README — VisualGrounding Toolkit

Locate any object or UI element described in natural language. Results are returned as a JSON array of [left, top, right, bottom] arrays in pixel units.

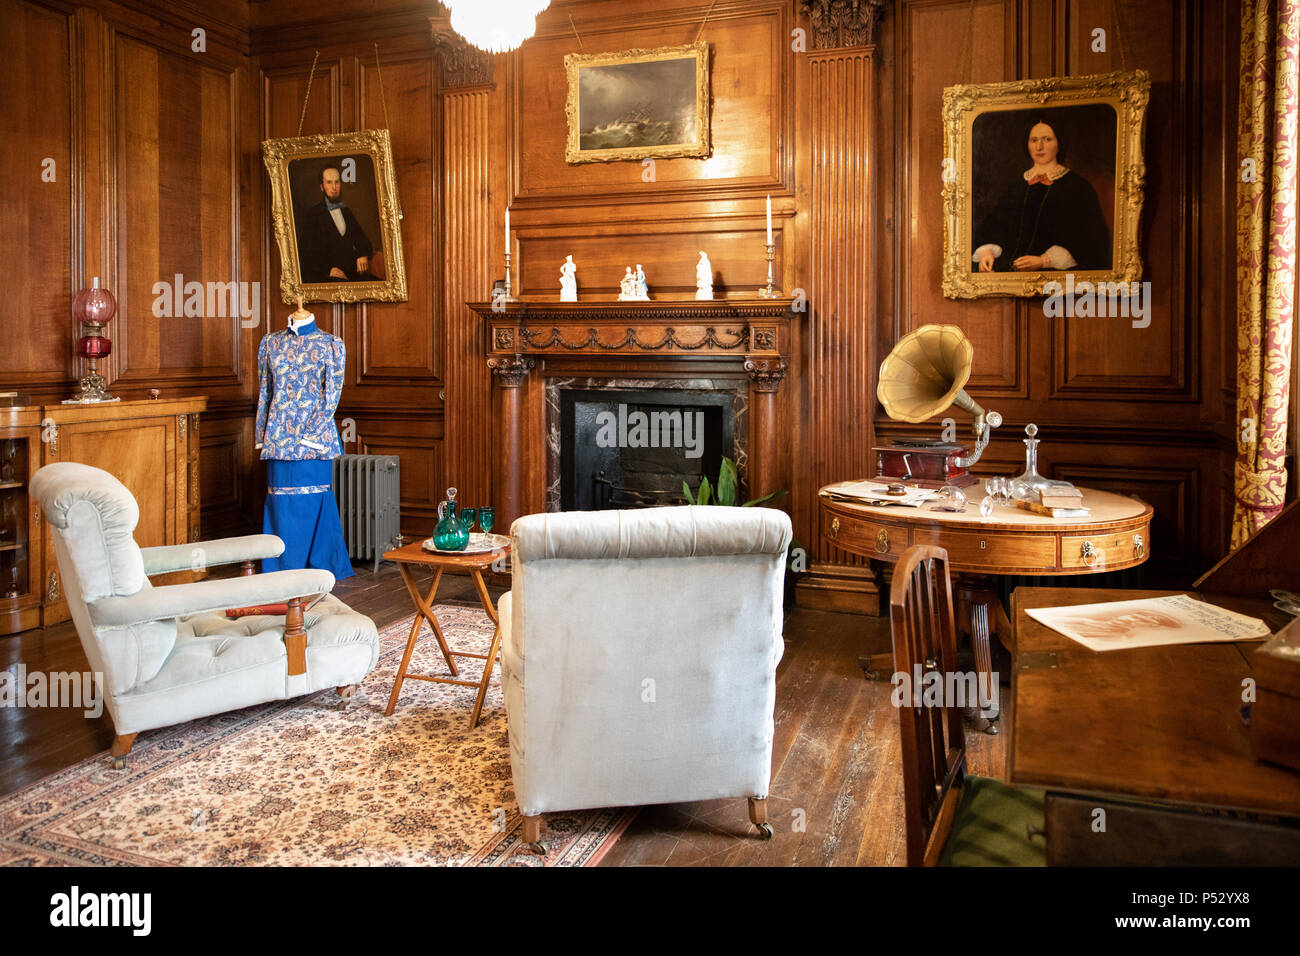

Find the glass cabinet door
[[0, 436, 31, 600]]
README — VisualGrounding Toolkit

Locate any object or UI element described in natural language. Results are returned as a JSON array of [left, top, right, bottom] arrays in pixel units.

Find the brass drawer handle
[[1081, 540, 1101, 568], [830, 516, 840, 537], [1133, 533, 1145, 559], [875, 528, 890, 553]]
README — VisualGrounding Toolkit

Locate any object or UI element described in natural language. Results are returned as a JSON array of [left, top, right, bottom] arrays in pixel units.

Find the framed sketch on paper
[[940, 70, 1150, 299], [565, 41, 711, 164], [261, 129, 407, 304]]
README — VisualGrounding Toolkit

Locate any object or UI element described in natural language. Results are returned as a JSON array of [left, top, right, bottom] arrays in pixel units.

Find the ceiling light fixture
[[446, 1, 552, 55]]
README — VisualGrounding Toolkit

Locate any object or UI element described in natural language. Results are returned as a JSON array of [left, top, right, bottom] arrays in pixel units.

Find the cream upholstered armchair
[[498, 505, 792, 853], [31, 462, 379, 767]]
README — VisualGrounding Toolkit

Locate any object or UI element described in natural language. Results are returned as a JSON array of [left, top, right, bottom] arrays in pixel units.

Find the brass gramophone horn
[[877, 324, 1002, 467]]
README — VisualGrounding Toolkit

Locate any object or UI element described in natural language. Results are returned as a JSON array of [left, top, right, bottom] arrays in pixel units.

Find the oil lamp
[[67, 277, 117, 404]]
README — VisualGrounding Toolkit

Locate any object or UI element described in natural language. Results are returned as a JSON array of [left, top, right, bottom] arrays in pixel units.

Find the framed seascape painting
[[565, 41, 711, 164], [261, 129, 407, 304], [940, 70, 1150, 299]]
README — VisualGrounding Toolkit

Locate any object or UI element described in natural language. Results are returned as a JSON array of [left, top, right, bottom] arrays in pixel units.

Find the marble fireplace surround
[[471, 298, 797, 527]]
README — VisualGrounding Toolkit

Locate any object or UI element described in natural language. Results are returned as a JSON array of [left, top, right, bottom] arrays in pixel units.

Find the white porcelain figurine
[[559, 255, 577, 301], [695, 251, 713, 300], [634, 263, 649, 300], [617, 267, 636, 301]]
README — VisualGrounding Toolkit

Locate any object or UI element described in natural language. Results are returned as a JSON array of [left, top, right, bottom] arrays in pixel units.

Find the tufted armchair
[[499, 505, 792, 853], [31, 462, 379, 766]]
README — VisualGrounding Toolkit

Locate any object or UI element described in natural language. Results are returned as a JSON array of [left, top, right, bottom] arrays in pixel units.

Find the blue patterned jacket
[[255, 321, 345, 461]]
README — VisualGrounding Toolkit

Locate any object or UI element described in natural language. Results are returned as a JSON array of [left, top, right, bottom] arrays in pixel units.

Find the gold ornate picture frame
[[261, 129, 407, 304], [940, 70, 1150, 299], [565, 42, 711, 165]]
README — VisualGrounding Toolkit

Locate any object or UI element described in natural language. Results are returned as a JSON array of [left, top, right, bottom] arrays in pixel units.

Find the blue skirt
[[262, 459, 353, 581]]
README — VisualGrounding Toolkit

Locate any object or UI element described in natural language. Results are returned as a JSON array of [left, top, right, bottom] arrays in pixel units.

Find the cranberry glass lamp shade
[[72, 279, 117, 327]]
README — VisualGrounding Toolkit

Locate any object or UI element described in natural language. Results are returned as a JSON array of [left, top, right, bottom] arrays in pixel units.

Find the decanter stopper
[[446, 487, 458, 501]]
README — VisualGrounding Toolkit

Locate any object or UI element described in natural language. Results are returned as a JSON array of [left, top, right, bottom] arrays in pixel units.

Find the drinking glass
[[461, 507, 478, 534], [979, 496, 995, 519], [479, 506, 495, 535]]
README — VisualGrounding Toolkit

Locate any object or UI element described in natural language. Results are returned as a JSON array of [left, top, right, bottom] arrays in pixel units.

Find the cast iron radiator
[[332, 455, 402, 572]]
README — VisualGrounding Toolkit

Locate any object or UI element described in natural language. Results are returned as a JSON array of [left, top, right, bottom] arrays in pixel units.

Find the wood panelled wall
[[870, 0, 1239, 584], [4, 0, 1241, 586], [0, 0, 260, 537]]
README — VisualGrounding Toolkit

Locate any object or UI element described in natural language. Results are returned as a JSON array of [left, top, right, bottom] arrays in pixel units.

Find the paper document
[[821, 480, 940, 508], [1026, 594, 1270, 652]]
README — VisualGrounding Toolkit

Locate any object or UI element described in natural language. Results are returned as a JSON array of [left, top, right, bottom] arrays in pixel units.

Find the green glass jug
[[433, 487, 470, 551]]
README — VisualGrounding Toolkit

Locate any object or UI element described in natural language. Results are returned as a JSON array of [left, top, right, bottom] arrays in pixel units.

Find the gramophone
[[874, 324, 1002, 488]]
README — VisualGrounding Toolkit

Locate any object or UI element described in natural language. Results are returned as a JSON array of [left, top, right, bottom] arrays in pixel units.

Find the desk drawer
[[825, 511, 909, 558], [1060, 529, 1146, 571], [912, 528, 1058, 572]]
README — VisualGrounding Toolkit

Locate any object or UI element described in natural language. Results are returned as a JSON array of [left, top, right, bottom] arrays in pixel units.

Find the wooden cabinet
[[0, 406, 43, 635], [0, 397, 206, 634]]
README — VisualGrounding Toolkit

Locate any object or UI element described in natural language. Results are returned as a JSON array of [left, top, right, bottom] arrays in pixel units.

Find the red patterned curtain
[[1233, 0, 1299, 548]]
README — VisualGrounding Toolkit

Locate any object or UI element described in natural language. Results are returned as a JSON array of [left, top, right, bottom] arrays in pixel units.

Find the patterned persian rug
[[0, 607, 635, 867]]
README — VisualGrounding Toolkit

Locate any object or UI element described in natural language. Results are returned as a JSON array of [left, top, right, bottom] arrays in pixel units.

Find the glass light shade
[[72, 277, 117, 326], [447, 1, 550, 54]]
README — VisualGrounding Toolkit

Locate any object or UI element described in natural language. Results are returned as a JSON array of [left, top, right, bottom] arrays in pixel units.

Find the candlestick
[[504, 251, 513, 301], [765, 194, 773, 245], [505, 207, 510, 255], [757, 242, 778, 298]]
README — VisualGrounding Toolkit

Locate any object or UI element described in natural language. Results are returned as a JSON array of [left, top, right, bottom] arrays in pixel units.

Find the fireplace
[[554, 385, 741, 511], [472, 298, 795, 528]]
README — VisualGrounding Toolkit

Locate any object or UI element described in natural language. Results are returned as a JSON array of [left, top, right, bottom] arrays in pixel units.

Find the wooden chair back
[[889, 544, 968, 866]]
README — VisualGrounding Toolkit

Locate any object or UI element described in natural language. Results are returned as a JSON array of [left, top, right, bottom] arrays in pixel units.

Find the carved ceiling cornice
[[429, 17, 494, 90], [800, 0, 888, 50]]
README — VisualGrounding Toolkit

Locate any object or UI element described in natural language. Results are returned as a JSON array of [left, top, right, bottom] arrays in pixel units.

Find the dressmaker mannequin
[[254, 297, 352, 580]]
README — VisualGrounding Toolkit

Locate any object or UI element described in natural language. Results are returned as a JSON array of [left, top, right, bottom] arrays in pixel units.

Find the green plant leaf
[[699, 476, 713, 506], [717, 457, 738, 506], [682, 480, 696, 505]]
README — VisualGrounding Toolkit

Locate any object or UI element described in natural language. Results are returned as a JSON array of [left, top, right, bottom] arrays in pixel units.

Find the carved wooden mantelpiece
[[468, 298, 800, 528], [474, 298, 795, 363]]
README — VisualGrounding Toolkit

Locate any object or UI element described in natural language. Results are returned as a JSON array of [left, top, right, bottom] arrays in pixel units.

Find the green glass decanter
[[433, 487, 470, 551]]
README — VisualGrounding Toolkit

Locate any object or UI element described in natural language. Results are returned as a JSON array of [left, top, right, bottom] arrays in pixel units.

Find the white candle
[[766, 195, 773, 245], [505, 207, 510, 255]]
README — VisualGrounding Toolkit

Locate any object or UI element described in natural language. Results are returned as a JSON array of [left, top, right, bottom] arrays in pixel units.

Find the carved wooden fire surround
[[470, 299, 798, 528]]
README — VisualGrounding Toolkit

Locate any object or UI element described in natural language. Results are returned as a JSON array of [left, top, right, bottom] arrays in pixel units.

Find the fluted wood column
[[486, 354, 532, 529], [805, 47, 876, 563], [746, 358, 788, 500]]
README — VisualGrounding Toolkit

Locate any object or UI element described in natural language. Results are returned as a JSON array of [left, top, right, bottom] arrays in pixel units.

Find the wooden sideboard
[[0, 397, 206, 634]]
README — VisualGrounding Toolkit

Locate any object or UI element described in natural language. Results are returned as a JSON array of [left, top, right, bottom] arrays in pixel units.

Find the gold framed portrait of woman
[[261, 129, 407, 304], [940, 70, 1150, 300]]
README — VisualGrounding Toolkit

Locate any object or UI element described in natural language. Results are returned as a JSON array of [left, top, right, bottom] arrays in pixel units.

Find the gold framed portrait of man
[[261, 129, 407, 304], [564, 41, 711, 165], [940, 70, 1150, 300]]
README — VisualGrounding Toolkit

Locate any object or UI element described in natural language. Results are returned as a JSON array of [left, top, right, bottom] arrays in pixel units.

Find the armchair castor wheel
[[525, 841, 546, 855], [111, 757, 125, 771], [755, 822, 774, 840]]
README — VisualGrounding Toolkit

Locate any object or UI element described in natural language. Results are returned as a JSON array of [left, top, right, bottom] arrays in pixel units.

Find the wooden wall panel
[[112, 33, 242, 387], [0, 0, 75, 392], [512, 0, 793, 303], [357, 55, 439, 383]]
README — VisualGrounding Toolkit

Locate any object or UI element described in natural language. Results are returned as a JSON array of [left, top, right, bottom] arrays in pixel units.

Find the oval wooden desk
[[818, 485, 1153, 731]]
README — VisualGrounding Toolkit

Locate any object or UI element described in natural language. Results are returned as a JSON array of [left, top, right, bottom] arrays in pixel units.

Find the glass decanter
[[433, 487, 470, 551], [1011, 424, 1057, 500]]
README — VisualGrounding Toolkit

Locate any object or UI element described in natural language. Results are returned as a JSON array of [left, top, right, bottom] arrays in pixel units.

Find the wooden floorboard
[[0, 560, 1011, 866]]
